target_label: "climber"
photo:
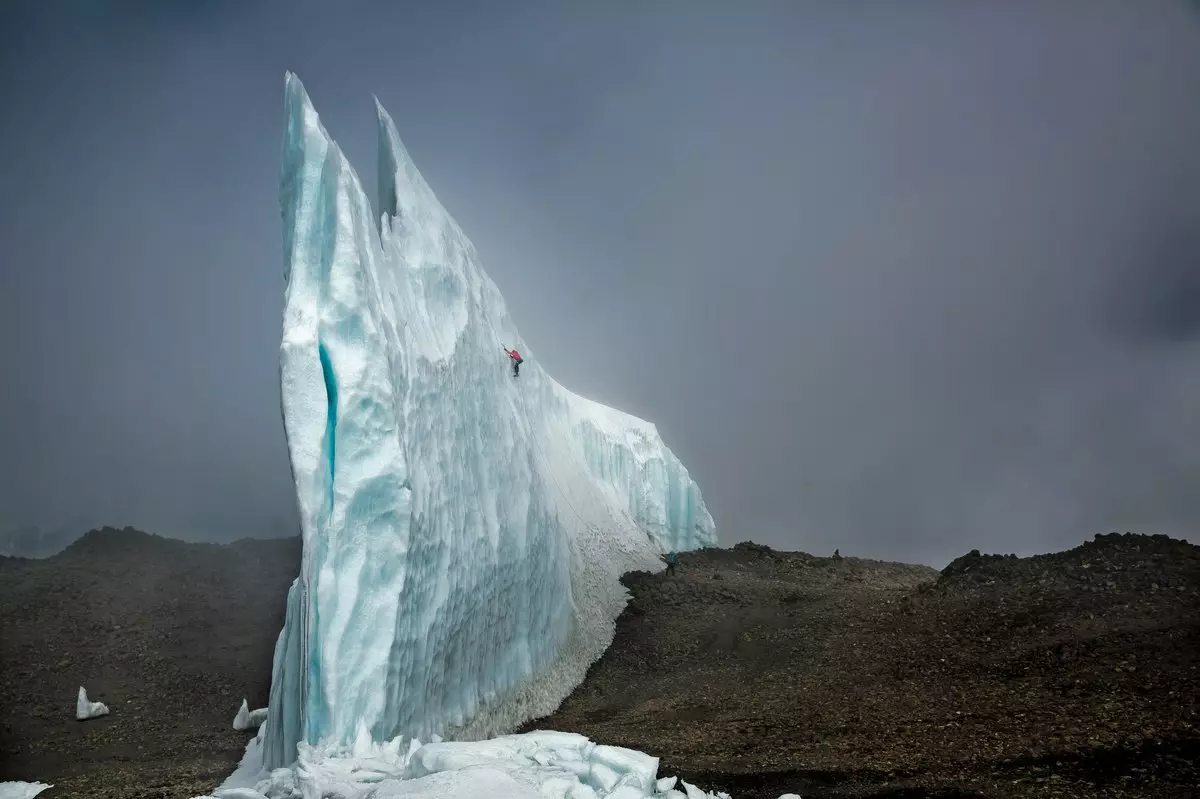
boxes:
[504,346,523,378]
[663,550,677,576]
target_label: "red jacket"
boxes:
[508,349,522,361]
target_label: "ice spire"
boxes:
[262,73,715,768]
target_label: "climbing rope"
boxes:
[427,311,605,539]
[521,395,590,529]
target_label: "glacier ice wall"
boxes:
[263,73,716,769]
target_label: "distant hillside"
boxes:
[0,527,301,797]
[0,522,299,559]
[4,527,1197,798]
[523,533,1200,798]
[0,523,80,559]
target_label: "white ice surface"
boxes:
[233,699,268,731]
[0,783,52,799]
[75,686,109,720]
[195,731,767,799]
[261,72,716,770]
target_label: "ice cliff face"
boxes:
[263,74,716,769]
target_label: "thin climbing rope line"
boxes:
[442,311,604,537]
[520,392,595,532]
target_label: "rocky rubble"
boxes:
[523,534,1200,798]
[0,527,300,798]
[2,529,1197,799]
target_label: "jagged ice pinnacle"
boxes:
[262,73,716,769]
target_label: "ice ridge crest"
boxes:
[263,73,716,768]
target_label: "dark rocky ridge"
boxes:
[3,528,1198,798]
[0,527,301,798]
[521,534,1200,798]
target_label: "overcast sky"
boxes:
[1,1,1199,565]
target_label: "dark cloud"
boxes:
[1110,225,1200,344]
[1,1,1199,565]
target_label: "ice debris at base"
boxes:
[194,729,789,799]
[75,686,109,720]
[233,699,269,731]
[262,72,716,770]
[0,783,53,799]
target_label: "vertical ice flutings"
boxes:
[263,74,716,768]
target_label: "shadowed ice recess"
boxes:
[259,72,716,775]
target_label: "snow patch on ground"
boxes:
[232,699,268,731]
[0,783,53,799]
[75,686,109,720]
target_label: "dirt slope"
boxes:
[521,535,1200,798]
[3,529,1197,798]
[0,527,300,798]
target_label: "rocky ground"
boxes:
[522,535,1200,798]
[2,529,1198,799]
[0,528,300,798]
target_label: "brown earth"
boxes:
[520,535,1200,798]
[3,529,1198,799]
[0,527,300,799]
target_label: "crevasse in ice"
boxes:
[262,73,716,769]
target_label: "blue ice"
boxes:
[261,73,717,772]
